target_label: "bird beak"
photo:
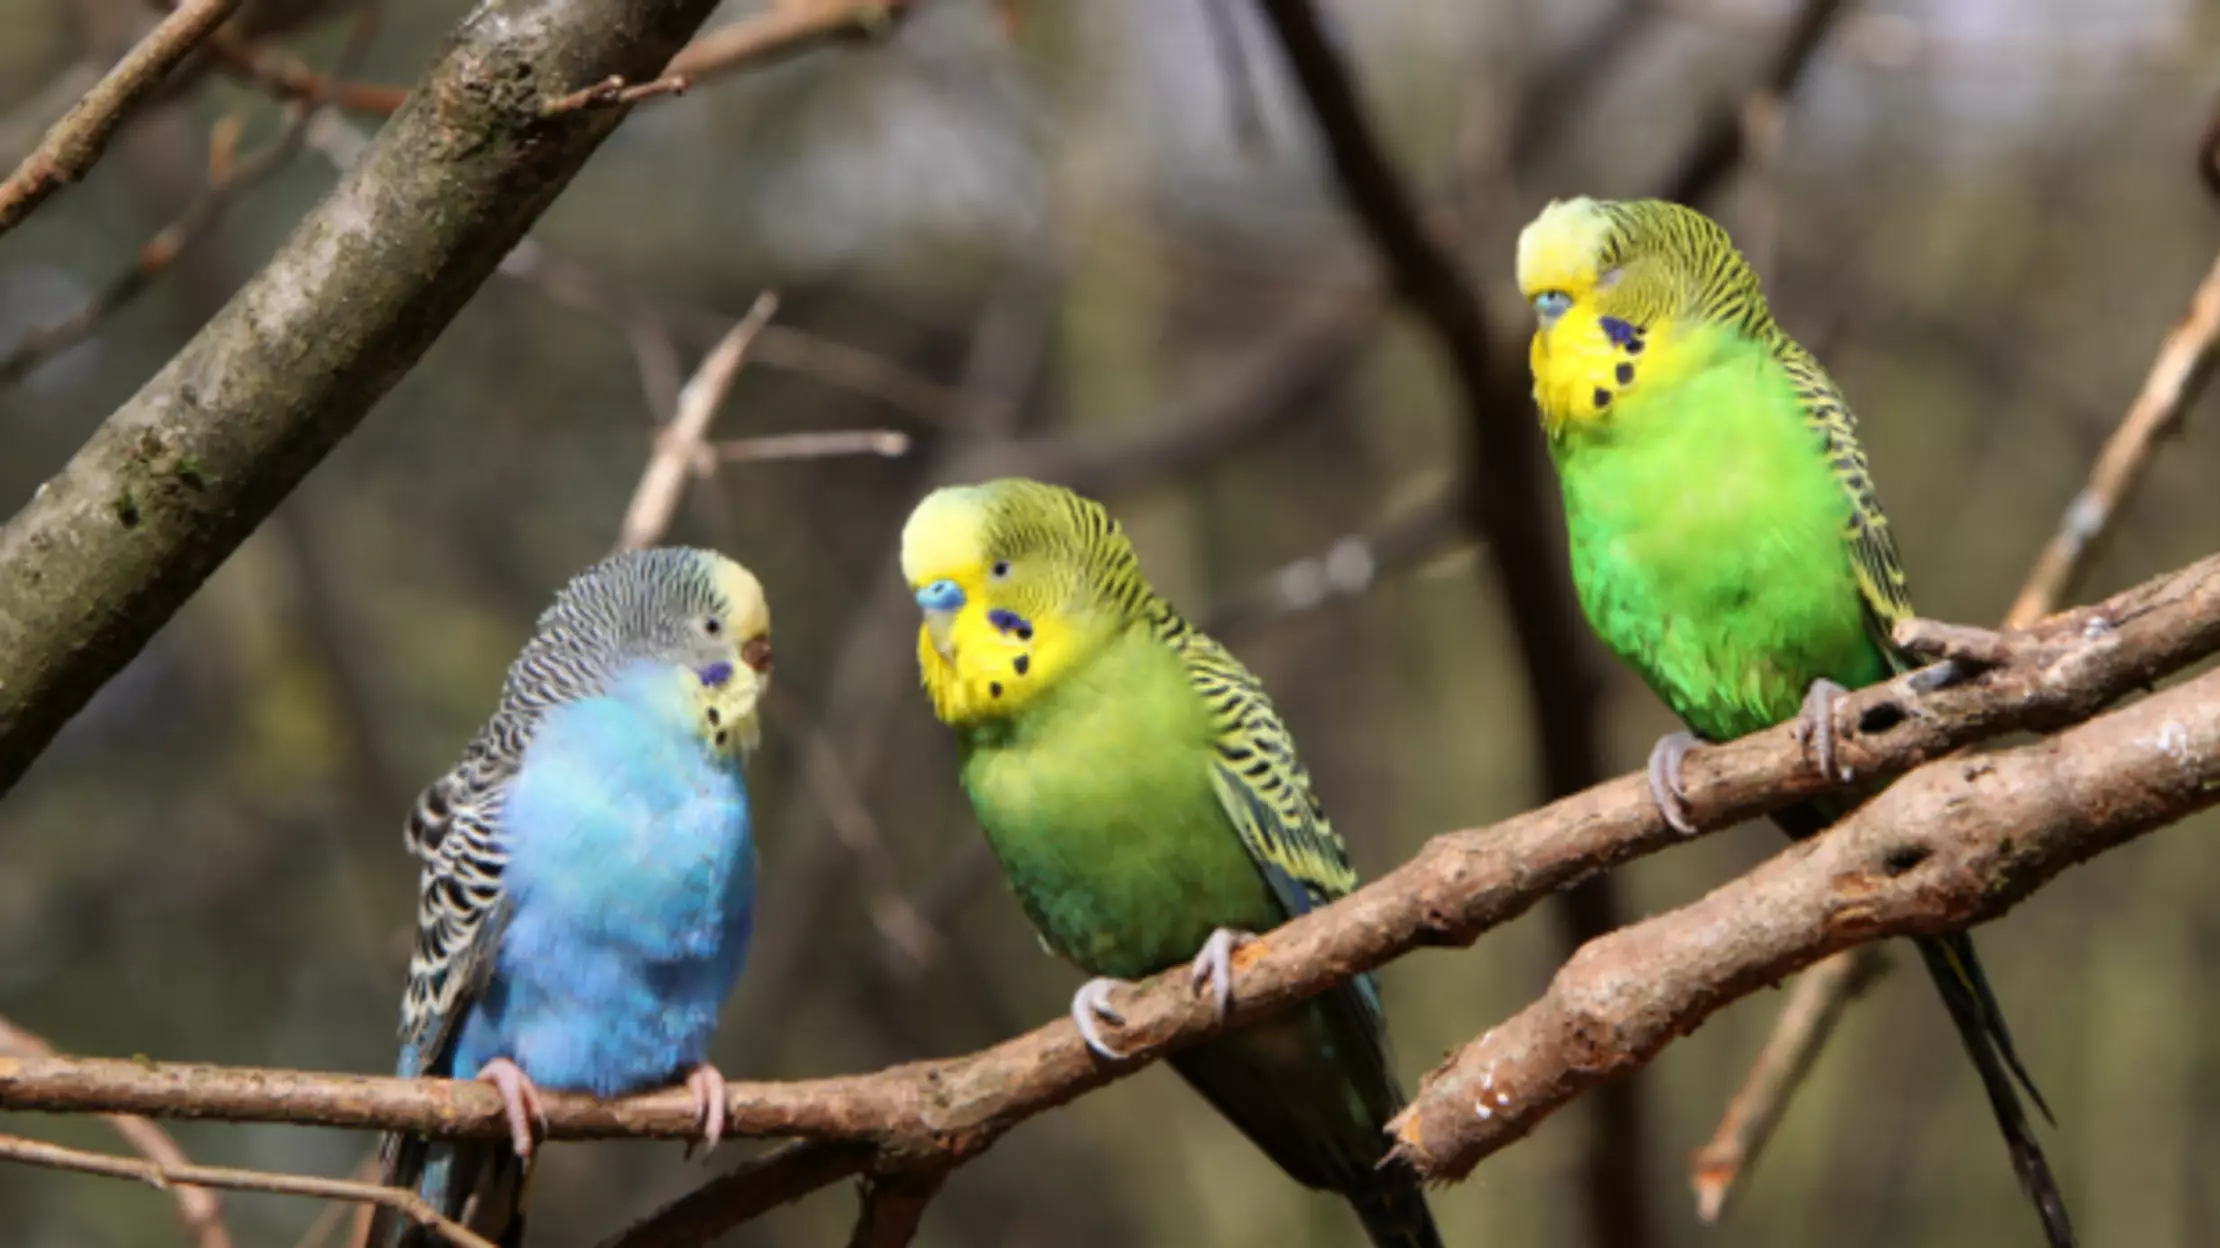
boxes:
[914,579,965,662]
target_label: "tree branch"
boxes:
[614,292,780,552]
[665,0,910,83]
[0,1017,232,1248]
[0,1131,493,1248]
[0,0,244,236]
[3,555,2214,1222]
[0,0,859,798]
[1388,660,2220,1179]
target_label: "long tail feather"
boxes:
[1349,1164,1444,1248]
[1914,936,2075,1248]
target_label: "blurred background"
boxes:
[4,0,2219,1245]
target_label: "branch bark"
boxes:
[0,0,750,797]
[1388,661,2220,1179]
[3,554,2214,1219]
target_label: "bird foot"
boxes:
[1070,977,1134,1060]
[1646,731,1702,835]
[1795,678,1853,783]
[682,1063,728,1160]
[477,1057,549,1160]
[1189,928,1256,1022]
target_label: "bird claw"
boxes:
[682,1063,728,1161]
[477,1057,549,1160]
[1646,731,1702,835]
[1795,678,1853,783]
[1070,977,1133,1060]
[1189,928,1255,1022]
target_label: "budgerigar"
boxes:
[901,478,1440,1248]
[368,548,772,1247]
[1517,197,2073,1245]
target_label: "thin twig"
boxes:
[709,429,911,465]
[666,0,910,83]
[0,1018,232,1248]
[2005,245,2220,628]
[0,1131,494,1248]
[0,0,246,236]
[1696,236,2220,1219]
[614,292,780,552]
[542,73,692,115]
[205,30,409,114]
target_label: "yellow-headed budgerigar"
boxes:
[368,548,772,1246]
[900,478,1440,1248]
[1517,196,2072,1245]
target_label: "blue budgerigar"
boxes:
[369,548,773,1246]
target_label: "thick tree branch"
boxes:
[1389,662,2220,1179]
[0,0,854,797]
[0,0,244,236]
[3,556,2214,1205]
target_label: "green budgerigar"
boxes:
[901,478,1440,1248]
[1518,196,2073,1245]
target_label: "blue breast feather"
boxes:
[448,663,756,1097]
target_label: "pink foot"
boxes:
[684,1063,728,1158]
[476,1057,548,1159]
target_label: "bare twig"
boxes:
[0,106,312,385]
[0,1018,231,1248]
[1390,661,2220,1180]
[1699,234,2220,1218]
[666,0,910,83]
[541,73,691,115]
[0,1131,493,1248]
[710,429,911,465]
[0,0,246,236]
[1688,943,1889,1221]
[205,30,409,114]
[2005,246,2220,628]
[613,292,778,550]
[5,556,2215,1236]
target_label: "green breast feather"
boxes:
[1555,324,1891,743]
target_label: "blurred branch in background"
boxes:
[0,1017,232,1248]
[0,0,242,236]
[666,0,911,84]
[6,551,2214,1243]
[0,0,382,388]
[616,292,781,552]
[1389,658,2220,1181]
[1697,230,2220,1222]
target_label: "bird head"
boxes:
[899,478,1138,727]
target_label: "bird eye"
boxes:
[702,616,723,637]
[990,560,1011,579]
[1532,290,1573,323]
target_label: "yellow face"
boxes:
[1517,197,1650,436]
[898,485,1100,727]
[688,556,773,759]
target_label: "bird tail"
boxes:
[1347,1163,1444,1248]
[1914,933,2076,1248]
[363,1134,528,1248]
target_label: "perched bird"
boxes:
[901,478,1440,1248]
[368,548,773,1247]
[1517,196,2073,1245]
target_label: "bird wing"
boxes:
[396,747,513,1077]
[1164,624,1359,920]
[1775,336,1917,664]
